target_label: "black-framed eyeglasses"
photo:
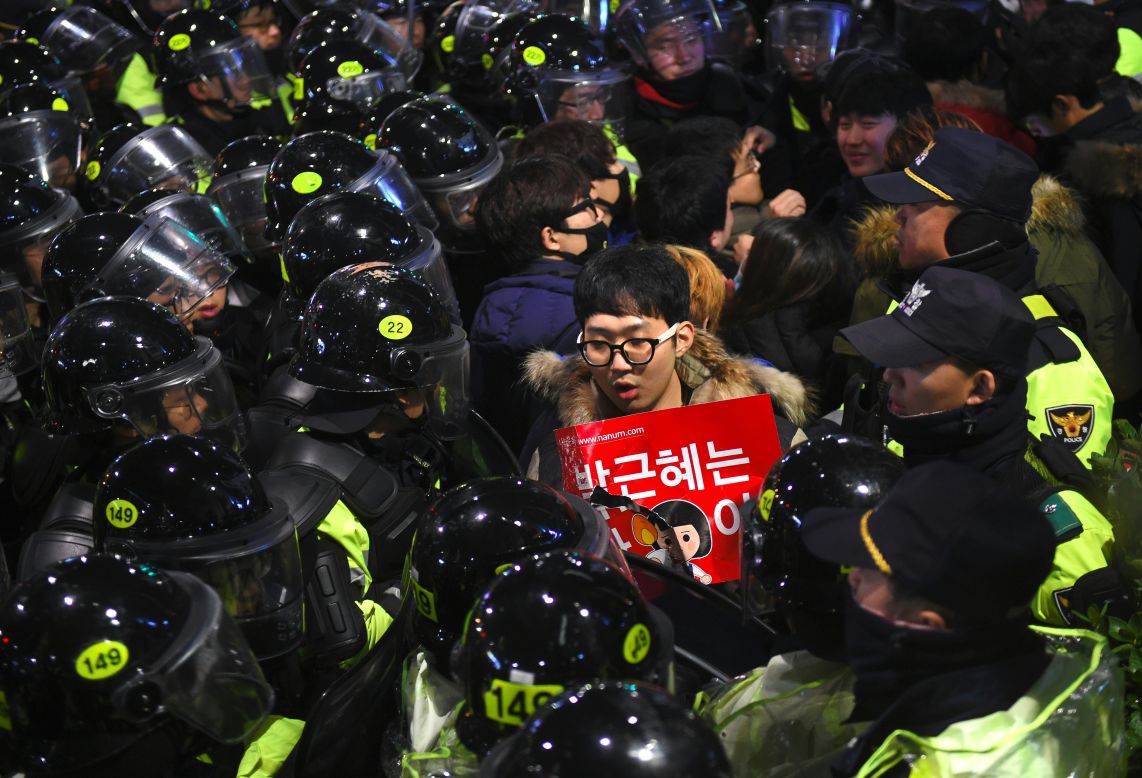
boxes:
[576,323,680,367]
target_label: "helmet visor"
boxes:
[86,338,247,452]
[48,75,96,124]
[455,0,541,63]
[0,190,82,286]
[132,192,252,265]
[707,0,753,68]
[207,167,277,254]
[573,495,636,582]
[39,6,140,73]
[104,126,213,206]
[618,0,718,64]
[348,153,440,231]
[198,37,277,108]
[355,11,423,79]
[325,67,410,112]
[0,112,84,192]
[398,231,459,317]
[764,2,855,77]
[0,274,36,377]
[533,70,631,140]
[432,148,503,230]
[112,572,273,743]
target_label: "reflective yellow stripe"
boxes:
[789,96,810,132]
[860,509,893,575]
[903,167,954,201]
[1023,294,1057,321]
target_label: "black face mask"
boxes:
[594,167,632,225]
[550,220,608,263]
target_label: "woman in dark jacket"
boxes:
[721,218,854,413]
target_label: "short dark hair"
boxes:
[902,7,988,82]
[661,117,742,170]
[835,68,933,122]
[476,155,590,272]
[636,155,730,249]
[573,244,690,327]
[515,119,616,180]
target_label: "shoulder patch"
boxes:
[1052,586,1075,626]
[1039,493,1083,543]
[1044,404,1095,453]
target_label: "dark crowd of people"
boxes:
[0,0,1136,774]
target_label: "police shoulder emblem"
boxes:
[1045,404,1095,452]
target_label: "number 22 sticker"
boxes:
[379,314,413,340]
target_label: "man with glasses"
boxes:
[522,243,813,485]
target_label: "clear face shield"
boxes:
[206,167,277,256]
[400,229,460,315]
[422,148,504,232]
[348,152,440,231]
[102,126,213,206]
[0,189,82,290]
[533,70,631,140]
[48,75,96,124]
[352,11,423,80]
[90,215,236,322]
[545,0,612,32]
[388,326,471,439]
[455,0,541,60]
[707,0,754,69]
[0,274,37,378]
[764,2,855,81]
[109,571,273,743]
[325,65,411,112]
[86,337,247,451]
[0,111,85,192]
[198,37,277,110]
[35,6,140,74]
[131,191,252,266]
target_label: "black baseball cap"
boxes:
[801,461,1055,619]
[862,127,1039,222]
[839,265,1034,378]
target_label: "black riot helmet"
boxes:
[41,296,247,450]
[0,554,273,776]
[480,682,733,777]
[82,123,214,210]
[93,0,194,38]
[0,39,94,122]
[289,262,469,438]
[153,9,275,107]
[263,130,436,241]
[0,273,37,378]
[286,6,420,79]
[208,134,283,258]
[0,82,85,192]
[378,95,503,236]
[407,477,628,670]
[41,211,236,324]
[504,14,630,135]
[17,5,140,76]
[358,89,421,148]
[94,434,305,661]
[283,190,456,315]
[430,0,539,87]
[121,188,253,268]
[614,0,718,70]
[0,161,83,290]
[745,434,904,659]
[454,550,673,757]
[294,39,412,129]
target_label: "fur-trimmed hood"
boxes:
[928,79,1006,114]
[523,328,814,429]
[850,174,1088,278]
[1064,140,1142,200]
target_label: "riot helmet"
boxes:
[263,130,436,241]
[0,82,85,191]
[764,2,855,82]
[407,477,628,669]
[94,434,304,661]
[121,188,253,268]
[504,15,629,136]
[0,554,273,775]
[17,5,140,76]
[289,262,469,438]
[83,123,213,210]
[745,434,903,659]
[0,161,83,291]
[0,273,37,378]
[358,89,421,147]
[41,296,247,450]
[454,550,673,757]
[353,0,429,47]
[544,0,613,32]
[41,211,236,323]
[614,0,718,74]
[378,94,503,235]
[94,0,194,38]
[0,39,94,122]
[480,682,733,777]
[153,10,275,109]
[451,0,540,79]
[284,190,452,307]
[707,0,754,69]
[208,134,283,257]
[294,39,412,126]
[286,6,420,79]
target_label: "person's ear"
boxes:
[187,79,210,101]
[540,225,561,253]
[914,609,947,630]
[673,321,696,358]
[964,369,997,406]
[1049,94,1078,122]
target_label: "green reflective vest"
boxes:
[116,52,166,126]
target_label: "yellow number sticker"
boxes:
[410,574,438,622]
[483,679,563,726]
[364,132,377,150]
[481,53,494,70]
[85,160,101,181]
[337,60,364,78]
[378,314,412,340]
[168,33,191,52]
[758,488,775,522]
[75,640,130,681]
[610,0,620,12]
[522,45,546,66]
[51,97,69,112]
[291,171,323,194]
[440,35,455,53]
[105,499,139,529]
[623,622,652,664]
[293,77,304,101]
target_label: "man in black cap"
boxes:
[840,264,1119,626]
[854,126,1115,469]
[801,460,1123,776]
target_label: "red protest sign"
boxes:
[555,394,782,585]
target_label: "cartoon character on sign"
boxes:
[638,499,713,585]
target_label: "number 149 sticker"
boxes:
[76,640,130,681]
